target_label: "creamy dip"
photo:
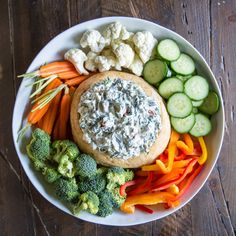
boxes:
[78,78,161,159]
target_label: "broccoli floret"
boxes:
[109,187,125,208]
[75,154,97,178]
[78,174,106,194]
[96,191,113,217]
[73,191,99,215]
[106,167,134,190]
[57,155,75,178]
[52,140,79,163]
[33,159,46,171]
[96,167,108,176]
[55,178,79,202]
[26,128,51,165]
[42,167,61,183]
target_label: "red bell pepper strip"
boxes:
[174,152,186,161]
[136,205,154,214]
[120,178,144,197]
[151,158,198,192]
[128,172,154,196]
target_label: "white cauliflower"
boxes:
[94,56,115,72]
[80,30,108,53]
[103,22,133,43]
[101,49,121,70]
[85,51,98,72]
[132,31,157,63]
[128,54,144,76]
[112,42,135,68]
[64,48,88,75]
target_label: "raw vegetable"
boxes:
[184,75,209,100]
[136,205,154,214]
[170,53,195,75]
[158,77,184,99]
[18,61,75,79]
[199,91,219,115]
[73,191,99,215]
[157,39,180,61]
[65,75,90,86]
[143,59,168,84]
[171,113,195,133]
[167,93,192,118]
[189,113,212,137]
[96,191,113,217]
[197,136,208,164]
[192,99,204,107]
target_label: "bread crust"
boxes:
[70,71,171,168]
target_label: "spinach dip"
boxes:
[78,78,161,160]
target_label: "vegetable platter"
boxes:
[12,17,224,226]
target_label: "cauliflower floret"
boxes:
[85,51,98,72]
[128,54,144,76]
[132,31,157,63]
[64,48,88,75]
[80,30,108,53]
[94,56,115,72]
[112,42,135,68]
[103,22,133,43]
[101,49,122,71]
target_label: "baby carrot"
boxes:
[58,70,80,79]
[65,75,89,87]
[41,90,62,135]
[58,88,71,139]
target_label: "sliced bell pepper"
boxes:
[176,133,194,155]
[136,205,154,214]
[151,158,198,192]
[174,152,186,161]
[167,184,179,195]
[120,192,176,214]
[197,137,207,165]
[128,172,154,196]
[120,178,144,197]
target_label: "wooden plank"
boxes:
[210,0,236,232]
[0,1,37,235]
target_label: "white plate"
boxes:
[12,17,225,226]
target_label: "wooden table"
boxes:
[0,0,235,235]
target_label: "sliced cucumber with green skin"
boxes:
[158,77,184,99]
[170,53,195,75]
[190,113,212,137]
[143,59,168,84]
[171,113,195,133]
[192,99,204,107]
[184,75,209,100]
[167,93,193,118]
[199,91,220,115]
[192,107,199,114]
[157,39,181,61]
[176,74,193,82]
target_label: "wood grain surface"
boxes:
[0,0,235,235]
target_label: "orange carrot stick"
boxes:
[58,88,71,139]
[58,70,80,79]
[41,90,62,135]
[53,118,60,140]
[65,75,89,87]
[69,86,76,97]
[27,79,62,124]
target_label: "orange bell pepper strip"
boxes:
[141,159,192,172]
[150,130,180,174]
[120,192,177,214]
[197,137,208,165]
[176,133,194,155]
[151,158,198,191]
[167,184,179,195]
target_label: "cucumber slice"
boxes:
[143,59,168,84]
[167,93,193,118]
[192,99,204,107]
[184,75,209,100]
[171,113,195,133]
[158,77,184,99]
[157,39,180,61]
[192,107,199,114]
[199,91,220,115]
[176,74,193,82]
[190,113,212,137]
[170,53,195,75]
